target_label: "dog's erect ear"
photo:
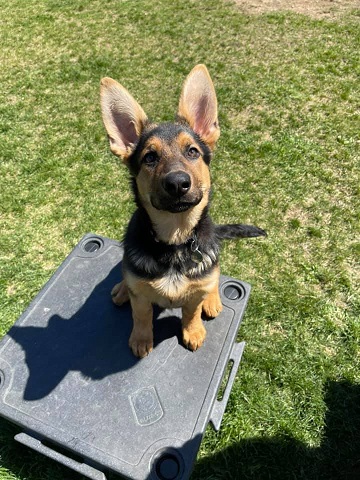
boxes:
[100,77,148,162]
[178,64,220,149]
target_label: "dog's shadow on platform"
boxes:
[7,263,182,401]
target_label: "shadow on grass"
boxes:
[193,380,360,480]
[0,380,359,479]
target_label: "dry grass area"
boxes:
[233,0,359,19]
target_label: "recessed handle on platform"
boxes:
[209,341,245,431]
[15,432,107,480]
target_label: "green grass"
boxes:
[0,0,359,479]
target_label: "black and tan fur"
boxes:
[100,65,266,358]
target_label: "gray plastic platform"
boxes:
[0,234,251,480]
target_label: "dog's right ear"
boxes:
[178,64,220,150]
[100,77,148,162]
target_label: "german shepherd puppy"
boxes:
[100,65,266,358]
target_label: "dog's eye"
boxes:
[143,151,158,165]
[187,146,200,160]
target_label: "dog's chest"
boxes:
[150,270,189,307]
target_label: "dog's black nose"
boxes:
[162,171,191,197]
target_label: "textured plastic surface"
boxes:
[0,234,250,480]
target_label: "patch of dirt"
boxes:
[232,0,359,19]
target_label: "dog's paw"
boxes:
[202,294,223,318]
[183,324,206,351]
[111,281,129,306]
[129,331,153,358]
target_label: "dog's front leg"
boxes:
[202,275,223,318]
[128,292,153,358]
[182,296,206,351]
[111,280,130,305]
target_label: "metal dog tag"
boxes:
[190,239,203,264]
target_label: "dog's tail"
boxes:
[215,224,267,240]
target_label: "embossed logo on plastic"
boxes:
[130,386,163,426]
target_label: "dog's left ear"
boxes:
[178,64,220,149]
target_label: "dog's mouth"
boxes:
[164,201,197,213]
[150,194,202,213]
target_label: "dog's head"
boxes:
[100,65,220,238]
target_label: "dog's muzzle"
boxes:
[162,171,191,198]
[151,171,202,213]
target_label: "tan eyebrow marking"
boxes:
[142,136,163,152]
[175,131,203,153]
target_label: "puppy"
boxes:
[100,64,266,358]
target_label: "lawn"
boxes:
[0,0,359,479]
